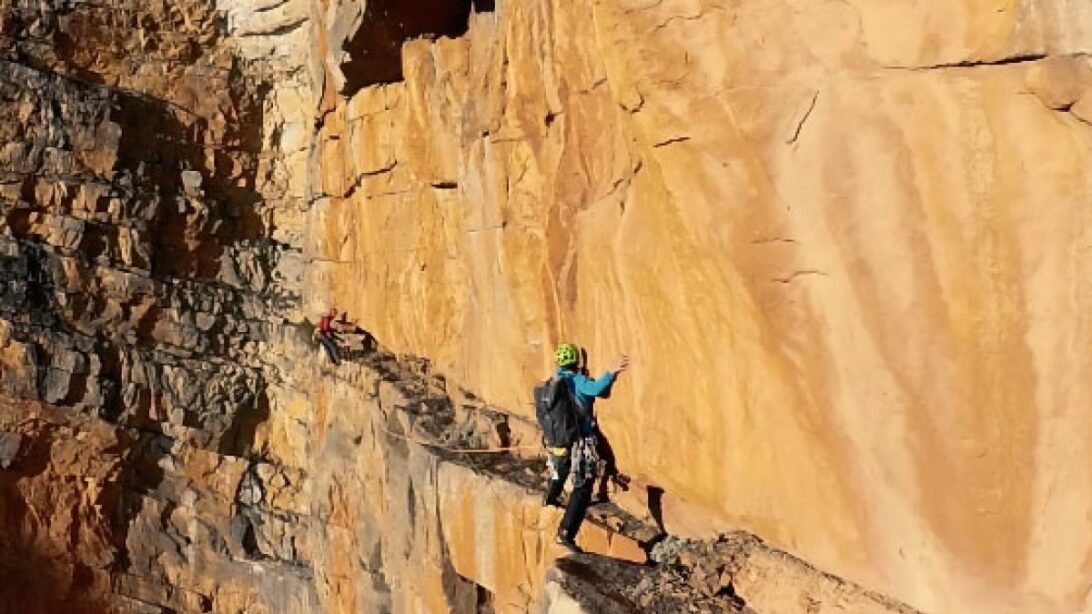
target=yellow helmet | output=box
[555,343,579,368]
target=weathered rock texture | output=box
[0,0,317,610]
[1,0,1090,613]
[307,1,1092,612]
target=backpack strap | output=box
[564,374,592,419]
[546,374,565,407]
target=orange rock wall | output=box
[1,0,608,610]
[306,1,1092,612]
[4,0,1091,611]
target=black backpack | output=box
[534,375,583,448]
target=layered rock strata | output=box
[0,346,916,612]
[1,0,1090,613]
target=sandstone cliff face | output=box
[1,0,1090,613]
[1,2,650,609]
[307,1,1092,612]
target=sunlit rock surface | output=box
[2,0,1091,612]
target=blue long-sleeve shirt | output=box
[556,368,616,434]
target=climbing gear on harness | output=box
[545,435,599,510]
[555,343,579,368]
[570,435,600,488]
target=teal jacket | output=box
[556,367,616,435]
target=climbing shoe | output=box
[555,533,583,555]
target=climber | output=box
[537,342,628,554]
[314,307,346,365]
[578,347,628,504]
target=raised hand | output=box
[609,355,629,374]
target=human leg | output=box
[544,449,571,507]
[556,437,599,549]
[319,335,341,365]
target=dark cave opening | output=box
[339,0,494,95]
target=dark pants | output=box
[545,451,570,507]
[560,480,593,541]
[593,425,618,501]
[318,334,341,365]
[547,440,597,541]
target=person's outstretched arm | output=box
[573,371,615,398]
[573,355,629,398]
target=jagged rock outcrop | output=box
[1,0,1090,613]
[0,346,915,613]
